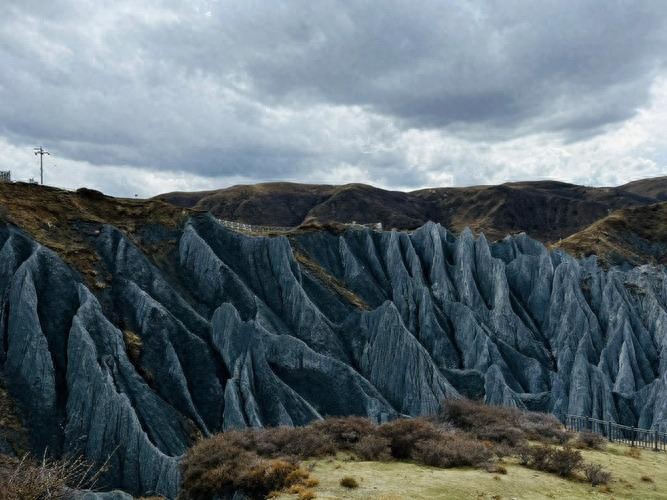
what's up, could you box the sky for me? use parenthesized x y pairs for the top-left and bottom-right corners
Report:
(1, 0), (666, 197)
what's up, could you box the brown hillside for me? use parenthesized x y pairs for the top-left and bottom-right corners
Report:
(0, 183), (192, 287)
(553, 202), (667, 266)
(157, 178), (661, 243)
(620, 176), (667, 201)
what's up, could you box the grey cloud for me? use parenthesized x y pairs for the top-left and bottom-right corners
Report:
(0, 0), (666, 191)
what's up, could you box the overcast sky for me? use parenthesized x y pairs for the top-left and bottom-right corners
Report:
(1, 1), (666, 197)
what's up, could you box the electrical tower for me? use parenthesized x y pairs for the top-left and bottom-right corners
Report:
(34, 147), (50, 185)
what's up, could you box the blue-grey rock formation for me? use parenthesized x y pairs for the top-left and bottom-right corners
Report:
(1, 214), (665, 497)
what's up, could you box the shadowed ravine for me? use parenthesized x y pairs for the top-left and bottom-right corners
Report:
(0, 213), (665, 497)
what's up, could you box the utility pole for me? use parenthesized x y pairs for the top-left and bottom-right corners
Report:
(34, 147), (50, 185)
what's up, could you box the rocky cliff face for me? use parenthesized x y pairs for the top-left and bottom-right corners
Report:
(1, 214), (665, 497)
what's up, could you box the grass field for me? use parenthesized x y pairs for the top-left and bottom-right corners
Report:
(275, 444), (667, 499)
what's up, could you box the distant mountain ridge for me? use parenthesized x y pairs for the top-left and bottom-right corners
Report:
(156, 177), (666, 243)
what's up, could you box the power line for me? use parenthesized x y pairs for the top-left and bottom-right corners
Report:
(33, 147), (50, 185)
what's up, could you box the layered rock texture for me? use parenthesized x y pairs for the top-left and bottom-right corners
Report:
(1, 210), (666, 497)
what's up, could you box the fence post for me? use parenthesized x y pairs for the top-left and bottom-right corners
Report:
(608, 421), (612, 442)
(655, 429), (659, 452)
(632, 427), (636, 447)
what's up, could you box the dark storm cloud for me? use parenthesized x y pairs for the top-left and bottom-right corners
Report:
(0, 0), (666, 188)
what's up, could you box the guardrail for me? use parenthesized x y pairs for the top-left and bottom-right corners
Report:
(218, 219), (384, 234)
(218, 219), (294, 234)
(566, 414), (667, 451)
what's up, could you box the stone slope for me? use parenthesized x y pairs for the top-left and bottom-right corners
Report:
(0, 214), (666, 498)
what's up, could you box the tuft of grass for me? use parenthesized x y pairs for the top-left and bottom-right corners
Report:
(624, 447), (642, 459)
(123, 329), (143, 364)
(583, 462), (612, 486)
(0, 453), (107, 500)
(340, 476), (359, 489)
(573, 431), (606, 451)
(641, 475), (654, 483)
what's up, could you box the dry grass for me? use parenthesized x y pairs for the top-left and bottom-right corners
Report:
(292, 250), (370, 310)
(339, 476), (359, 489)
(0, 183), (191, 288)
(624, 446), (642, 459)
(0, 383), (29, 456)
(554, 201), (667, 266)
(123, 330), (143, 364)
(273, 442), (667, 499)
(0, 453), (106, 500)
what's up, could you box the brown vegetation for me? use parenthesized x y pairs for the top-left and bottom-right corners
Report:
(156, 178), (664, 244)
(0, 453), (104, 500)
(439, 398), (569, 445)
(554, 201), (667, 266)
(0, 382), (29, 457)
(0, 182), (190, 289)
(339, 476), (359, 489)
(292, 250), (370, 310)
(583, 463), (612, 486)
(517, 445), (583, 477)
(180, 399), (584, 499)
(573, 431), (606, 450)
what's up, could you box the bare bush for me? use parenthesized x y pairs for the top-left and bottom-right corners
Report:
(517, 445), (583, 477)
(340, 476), (359, 489)
(310, 417), (375, 449)
(0, 453), (105, 500)
(353, 435), (391, 461)
(574, 432), (606, 450)
(440, 399), (569, 445)
(583, 463), (612, 486)
(412, 434), (493, 468)
(378, 418), (441, 459)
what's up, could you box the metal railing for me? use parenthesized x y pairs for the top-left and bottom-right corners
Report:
(218, 219), (384, 234)
(218, 219), (294, 234)
(566, 414), (667, 451)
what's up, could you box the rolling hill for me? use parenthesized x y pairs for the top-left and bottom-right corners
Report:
(554, 201), (667, 266)
(157, 178), (663, 243)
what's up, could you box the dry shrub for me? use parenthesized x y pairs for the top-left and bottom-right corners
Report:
(340, 476), (359, 489)
(181, 429), (319, 499)
(411, 434), (493, 468)
(441, 399), (568, 445)
(518, 445), (583, 477)
(353, 435), (391, 461)
(475, 424), (525, 447)
(123, 329), (143, 364)
(233, 459), (306, 498)
(297, 488), (316, 500)
(310, 417), (375, 449)
(515, 408), (571, 444)
(255, 426), (336, 459)
(378, 418), (441, 459)
(302, 477), (320, 488)
(574, 431), (606, 450)
(640, 475), (654, 482)
(0, 453), (104, 500)
(583, 463), (612, 486)
(625, 446), (642, 459)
